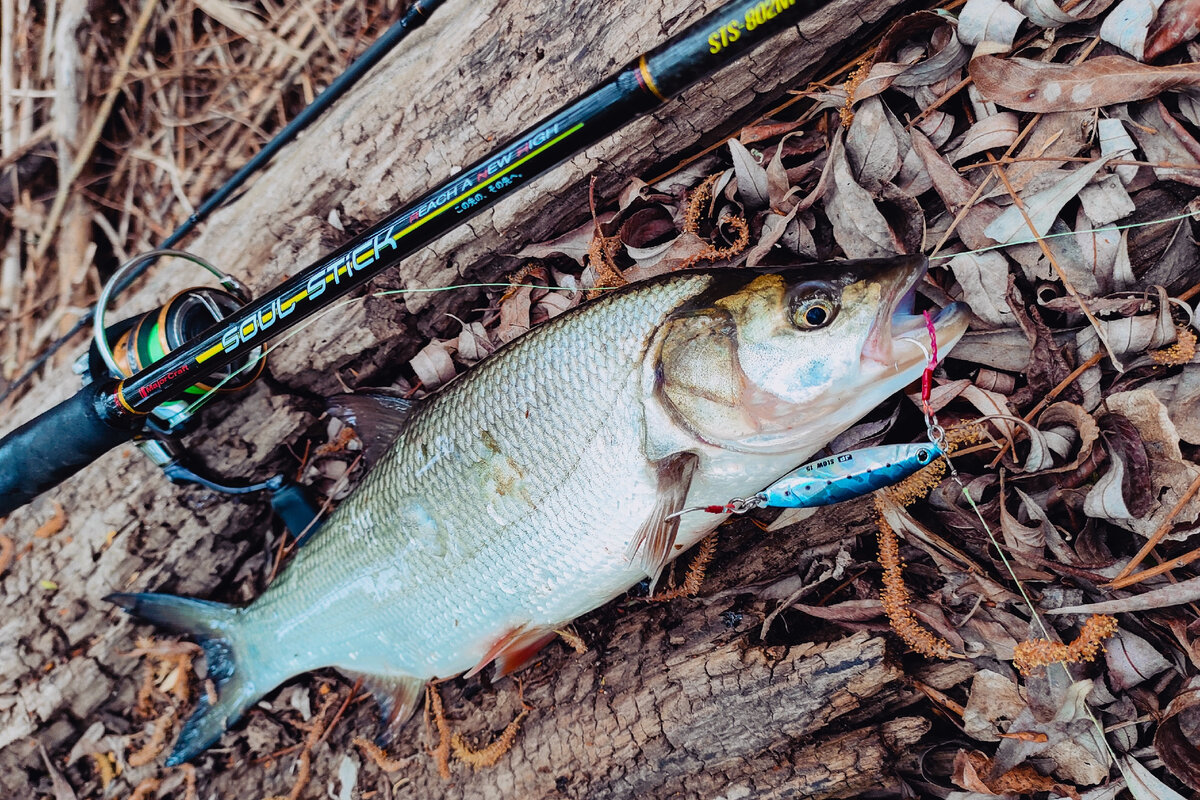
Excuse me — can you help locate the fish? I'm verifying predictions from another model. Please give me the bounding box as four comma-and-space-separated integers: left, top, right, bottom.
107, 255, 968, 765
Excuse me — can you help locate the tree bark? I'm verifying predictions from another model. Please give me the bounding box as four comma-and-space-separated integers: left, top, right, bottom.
0, 0, 928, 797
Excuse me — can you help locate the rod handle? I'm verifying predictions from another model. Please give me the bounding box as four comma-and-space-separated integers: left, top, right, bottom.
0, 382, 136, 515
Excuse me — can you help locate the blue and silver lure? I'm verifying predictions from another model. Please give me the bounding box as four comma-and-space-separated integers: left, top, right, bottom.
674, 442, 943, 517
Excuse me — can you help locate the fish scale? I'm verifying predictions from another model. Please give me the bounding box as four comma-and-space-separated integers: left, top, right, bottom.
107, 257, 969, 764
245, 275, 710, 679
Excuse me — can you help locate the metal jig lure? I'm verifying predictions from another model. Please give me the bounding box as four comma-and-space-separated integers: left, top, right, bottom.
672, 442, 943, 517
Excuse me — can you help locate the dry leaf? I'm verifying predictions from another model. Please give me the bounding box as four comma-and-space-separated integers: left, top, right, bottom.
409, 339, 458, 391
1104, 628, 1172, 690
1155, 680, 1200, 792
455, 321, 493, 365
984, 158, 1113, 245
962, 669, 1026, 742
1145, 0, 1200, 59
952, 112, 1020, 162
947, 251, 1015, 327
515, 213, 615, 263
824, 132, 903, 258
1122, 100, 1200, 188
1051, 574, 1200, 614
958, 0, 1027, 53
846, 97, 901, 193
728, 139, 769, 212
496, 285, 533, 344
1121, 754, 1190, 800
1147, 363, 1200, 445
1097, 118, 1140, 186
971, 55, 1200, 112
990, 678, 1111, 786
1001, 473, 1046, 554
1014, 0, 1115, 27
1099, 0, 1168, 60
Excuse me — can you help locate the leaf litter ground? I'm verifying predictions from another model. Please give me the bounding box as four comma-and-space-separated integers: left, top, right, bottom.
4, 0, 1200, 798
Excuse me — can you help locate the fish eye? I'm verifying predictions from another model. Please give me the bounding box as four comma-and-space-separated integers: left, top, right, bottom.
917, 448, 930, 463
790, 290, 838, 330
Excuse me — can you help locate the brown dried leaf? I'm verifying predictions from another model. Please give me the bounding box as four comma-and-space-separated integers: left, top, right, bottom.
910, 128, 1002, 251
1155, 681, 1200, 792
1145, 0, 1200, 59
971, 55, 1200, 112
846, 97, 901, 193
1001, 474, 1045, 554
618, 206, 675, 249
515, 213, 615, 263
1147, 363, 1200, 445
1120, 100, 1200, 188
496, 285, 533, 344
1122, 754, 1191, 800
962, 670, 1025, 743
1052, 575, 1200, 614
990, 678, 1111, 786
825, 132, 904, 258
455, 321, 493, 365
1034, 402, 1101, 474
952, 112, 1020, 162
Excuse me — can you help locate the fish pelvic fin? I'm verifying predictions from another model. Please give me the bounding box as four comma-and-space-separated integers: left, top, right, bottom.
627, 452, 699, 588
345, 672, 426, 745
467, 625, 557, 680
106, 592, 263, 766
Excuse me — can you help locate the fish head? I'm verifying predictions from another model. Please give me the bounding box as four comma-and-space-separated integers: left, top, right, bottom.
653, 256, 968, 454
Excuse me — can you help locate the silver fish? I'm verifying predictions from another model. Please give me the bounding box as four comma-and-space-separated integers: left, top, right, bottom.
108, 256, 968, 764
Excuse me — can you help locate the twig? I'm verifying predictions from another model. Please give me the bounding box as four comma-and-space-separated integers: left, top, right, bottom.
1109, 472, 1200, 585
988, 156, 1120, 367
34, 0, 158, 259
315, 676, 361, 746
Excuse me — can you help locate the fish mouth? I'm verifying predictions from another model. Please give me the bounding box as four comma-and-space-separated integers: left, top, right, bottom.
862, 258, 969, 375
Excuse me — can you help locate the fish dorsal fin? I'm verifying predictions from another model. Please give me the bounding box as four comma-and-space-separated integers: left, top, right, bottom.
467, 625, 557, 679
627, 452, 699, 586
327, 392, 417, 464
346, 672, 425, 745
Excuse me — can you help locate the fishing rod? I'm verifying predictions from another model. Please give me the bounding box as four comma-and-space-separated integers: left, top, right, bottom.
0, 0, 819, 515
0, 0, 446, 407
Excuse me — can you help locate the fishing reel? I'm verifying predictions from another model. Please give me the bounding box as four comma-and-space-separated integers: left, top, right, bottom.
75, 250, 319, 535
80, 249, 265, 435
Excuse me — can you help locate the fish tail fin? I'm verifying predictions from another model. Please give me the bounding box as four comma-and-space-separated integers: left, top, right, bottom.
106, 592, 263, 766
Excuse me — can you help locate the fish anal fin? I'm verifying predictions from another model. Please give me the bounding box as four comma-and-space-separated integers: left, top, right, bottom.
346, 672, 426, 746
467, 626, 557, 680
627, 452, 699, 585
327, 392, 418, 465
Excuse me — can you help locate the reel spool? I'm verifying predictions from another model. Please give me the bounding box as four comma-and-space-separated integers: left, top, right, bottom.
89, 249, 265, 433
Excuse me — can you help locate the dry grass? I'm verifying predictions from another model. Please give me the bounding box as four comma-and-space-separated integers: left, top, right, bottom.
0, 0, 405, 406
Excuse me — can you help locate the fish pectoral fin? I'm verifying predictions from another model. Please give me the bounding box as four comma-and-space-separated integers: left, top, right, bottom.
327, 392, 419, 465
627, 451, 699, 586
467, 625, 558, 680
346, 672, 426, 746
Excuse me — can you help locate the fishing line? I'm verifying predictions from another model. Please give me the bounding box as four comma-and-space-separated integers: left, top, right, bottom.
170, 282, 608, 422
925, 210, 1197, 262
173, 202, 1200, 420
